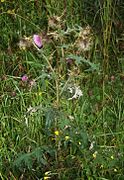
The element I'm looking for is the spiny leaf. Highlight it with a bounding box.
[67,54,99,71]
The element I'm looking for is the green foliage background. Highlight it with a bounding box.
[0,0,124,179]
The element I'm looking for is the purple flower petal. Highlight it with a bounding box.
[21,75,28,82]
[33,34,43,49]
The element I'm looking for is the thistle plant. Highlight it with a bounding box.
[0,0,124,179]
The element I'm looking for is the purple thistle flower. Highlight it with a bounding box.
[21,75,28,82]
[33,34,43,49]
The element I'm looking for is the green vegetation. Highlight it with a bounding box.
[0,0,124,179]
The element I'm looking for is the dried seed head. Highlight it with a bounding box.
[18,36,32,50]
[75,25,93,52]
[48,16,62,30]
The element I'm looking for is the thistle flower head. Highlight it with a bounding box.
[21,75,28,82]
[33,34,43,49]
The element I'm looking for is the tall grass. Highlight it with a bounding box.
[0,0,124,179]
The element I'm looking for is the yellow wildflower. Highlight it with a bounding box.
[38,92,42,96]
[111,155,114,159]
[44,177,50,180]
[7,9,15,14]
[93,151,97,159]
[54,130,59,136]
[51,137,55,141]
[35,92,42,96]
[78,142,81,145]
[114,168,117,172]
[65,136,70,140]
[44,171,51,179]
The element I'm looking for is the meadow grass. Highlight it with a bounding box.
[0,0,124,179]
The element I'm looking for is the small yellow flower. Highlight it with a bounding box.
[1,0,5,2]
[111,155,114,159]
[44,177,50,180]
[44,171,51,179]
[54,130,59,136]
[65,136,70,140]
[114,168,117,172]
[51,137,55,141]
[38,92,42,96]
[35,92,42,96]
[7,9,15,14]
[93,151,97,159]
[78,142,81,145]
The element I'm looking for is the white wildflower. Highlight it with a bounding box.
[27,104,42,115]
[89,141,95,150]
[27,106,37,114]
[24,115,28,126]
[68,115,74,120]
[68,87,73,94]
[68,85,83,100]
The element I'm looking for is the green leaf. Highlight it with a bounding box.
[67,54,99,72]
[45,108,60,128]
